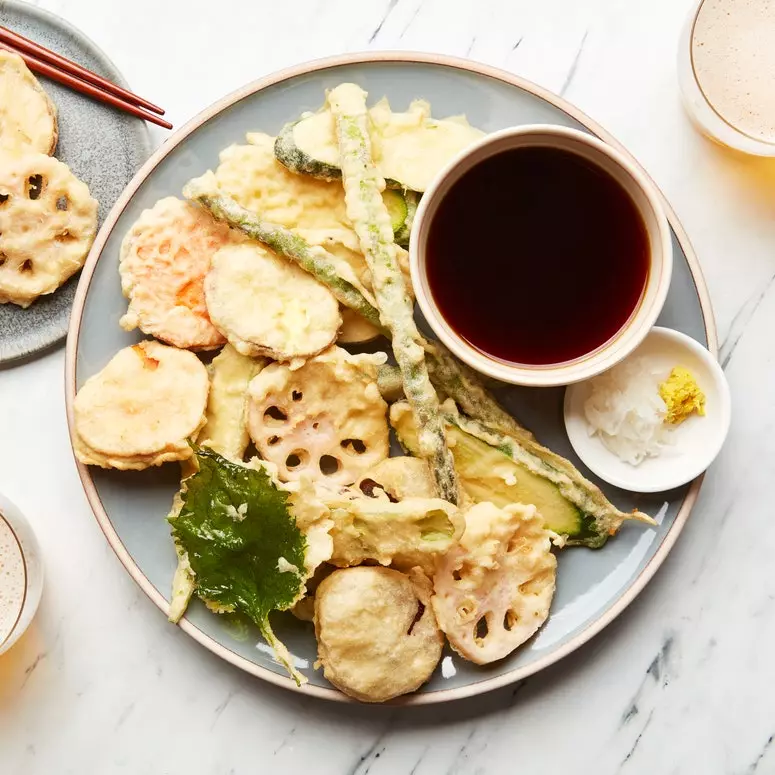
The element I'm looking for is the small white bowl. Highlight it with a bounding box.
[564,327,731,493]
[410,124,674,387]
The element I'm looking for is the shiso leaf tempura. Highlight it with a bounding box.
[169,447,311,685]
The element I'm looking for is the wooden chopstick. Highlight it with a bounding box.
[0,25,165,116]
[0,45,172,131]
[1,43,172,130]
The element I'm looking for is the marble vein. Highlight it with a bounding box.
[210,688,238,729]
[115,701,135,729]
[273,726,297,757]
[719,269,775,369]
[447,726,478,775]
[621,709,655,768]
[369,0,400,43]
[619,635,675,730]
[19,651,46,690]
[398,5,422,40]
[408,745,430,775]
[347,723,395,775]
[747,734,775,774]
[560,30,589,96]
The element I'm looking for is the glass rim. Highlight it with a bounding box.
[689,0,775,148]
[0,512,28,652]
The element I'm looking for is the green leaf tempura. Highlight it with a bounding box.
[169,447,309,684]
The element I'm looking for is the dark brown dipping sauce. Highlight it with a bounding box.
[426,146,650,365]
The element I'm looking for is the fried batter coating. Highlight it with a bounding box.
[205,243,340,360]
[73,341,209,470]
[314,567,443,702]
[247,347,389,484]
[119,197,233,349]
[432,502,556,664]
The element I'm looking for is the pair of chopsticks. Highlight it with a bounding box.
[0,25,172,130]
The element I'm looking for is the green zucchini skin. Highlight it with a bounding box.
[274,118,342,181]
[273,114,423,191]
[382,189,408,234]
[389,400,653,549]
[274,119,406,189]
[394,191,419,248]
[391,402,606,547]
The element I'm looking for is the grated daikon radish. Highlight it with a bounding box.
[583,357,668,465]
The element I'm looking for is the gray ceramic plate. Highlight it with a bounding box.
[0,0,151,364]
[65,54,716,704]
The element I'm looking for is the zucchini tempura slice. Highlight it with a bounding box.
[73,341,209,470]
[196,344,264,461]
[119,197,233,349]
[247,347,389,484]
[328,496,462,568]
[205,243,340,360]
[314,567,443,702]
[432,502,557,665]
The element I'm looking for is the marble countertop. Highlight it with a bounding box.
[0,0,771,772]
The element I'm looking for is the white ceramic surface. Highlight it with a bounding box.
[564,327,731,492]
[411,125,673,386]
[0,1,767,773]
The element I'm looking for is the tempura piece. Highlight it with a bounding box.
[0,51,57,155]
[328,495,462,568]
[119,197,233,349]
[327,82,458,504]
[196,344,264,461]
[432,502,556,664]
[0,152,97,307]
[205,242,340,360]
[217,132,353,233]
[314,567,443,702]
[247,347,389,485]
[356,456,436,501]
[170,449,332,685]
[73,341,209,470]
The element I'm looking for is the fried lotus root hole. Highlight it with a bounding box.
[356,457,437,502]
[432,502,557,665]
[0,51,58,155]
[205,243,341,360]
[0,152,97,307]
[314,566,443,702]
[119,197,234,349]
[73,341,210,470]
[247,347,389,484]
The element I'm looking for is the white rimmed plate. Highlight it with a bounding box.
[65,53,717,704]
